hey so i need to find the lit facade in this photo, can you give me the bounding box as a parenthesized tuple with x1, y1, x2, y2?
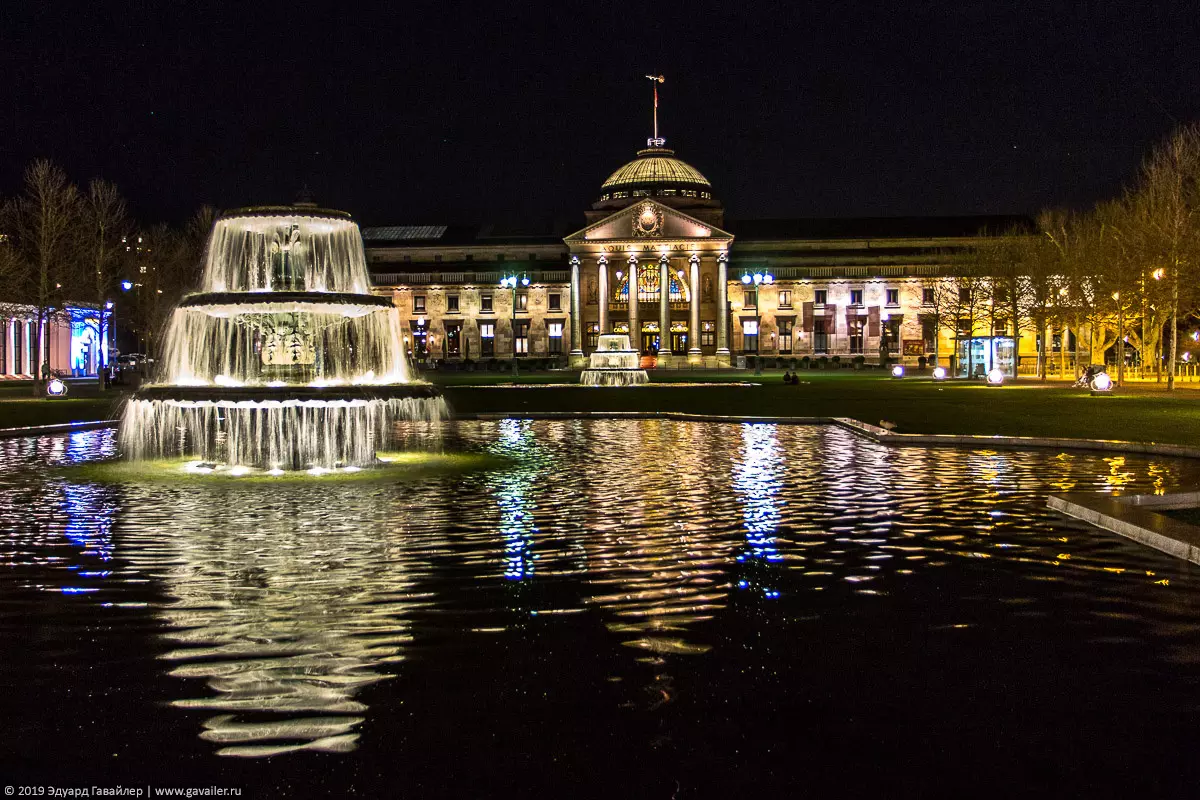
(0, 306, 110, 379)
(365, 142, 1028, 370)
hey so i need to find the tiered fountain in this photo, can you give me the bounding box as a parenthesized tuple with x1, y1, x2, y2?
(579, 334, 649, 386)
(120, 205, 447, 472)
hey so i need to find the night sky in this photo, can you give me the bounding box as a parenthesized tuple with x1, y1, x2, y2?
(3, 1, 1198, 227)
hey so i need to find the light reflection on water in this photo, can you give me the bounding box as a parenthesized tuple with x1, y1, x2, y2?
(2, 420, 1200, 764)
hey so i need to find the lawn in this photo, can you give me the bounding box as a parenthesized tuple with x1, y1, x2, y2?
(3, 371, 1200, 448)
(434, 370, 1200, 447)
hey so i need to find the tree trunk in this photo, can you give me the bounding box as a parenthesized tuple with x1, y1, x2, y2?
(1168, 308, 1179, 392)
(1011, 297, 1020, 379)
(1156, 329, 1163, 383)
(932, 314, 940, 367)
(1063, 325, 1070, 379)
(1117, 304, 1125, 387)
(1080, 316, 1089, 379)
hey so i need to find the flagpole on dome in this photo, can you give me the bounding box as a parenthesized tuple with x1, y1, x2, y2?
(645, 74, 665, 147)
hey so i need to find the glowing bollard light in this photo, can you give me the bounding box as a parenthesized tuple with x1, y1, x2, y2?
(46, 378, 68, 397)
(986, 368, 1005, 386)
(1090, 371, 1114, 396)
(891, 364, 904, 378)
(932, 366, 947, 380)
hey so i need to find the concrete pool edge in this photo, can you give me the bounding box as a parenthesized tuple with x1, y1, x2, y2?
(0, 419, 120, 439)
(1048, 492, 1200, 566)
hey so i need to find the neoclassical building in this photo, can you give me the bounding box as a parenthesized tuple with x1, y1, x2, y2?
(366, 140, 1026, 372)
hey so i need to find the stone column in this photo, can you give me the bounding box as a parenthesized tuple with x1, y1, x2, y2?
(627, 254, 640, 354)
(568, 255, 584, 365)
(716, 251, 730, 358)
(598, 255, 609, 334)
(658, 254, 670, 357)
(688, 253, 702, 361)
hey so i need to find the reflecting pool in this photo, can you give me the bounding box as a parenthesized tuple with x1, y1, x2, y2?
(3, 421, 1200, 796)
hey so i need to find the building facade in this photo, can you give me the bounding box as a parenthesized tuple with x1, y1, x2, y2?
(365, 141, 1028, 371)
(0, 306, 109, 380)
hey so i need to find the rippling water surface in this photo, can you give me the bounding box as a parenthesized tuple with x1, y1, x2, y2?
(3, 421, 1200, 797)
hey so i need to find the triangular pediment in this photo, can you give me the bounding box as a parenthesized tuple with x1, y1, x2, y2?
(565, 200, 733, 245)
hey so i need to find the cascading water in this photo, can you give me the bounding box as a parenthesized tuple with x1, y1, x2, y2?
(579, 334, 649, 386)
(120, 206, 448, 470)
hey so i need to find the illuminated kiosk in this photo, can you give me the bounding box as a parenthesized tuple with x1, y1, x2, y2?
(580, 333, 649, 386)
(120, 206, 447, 470)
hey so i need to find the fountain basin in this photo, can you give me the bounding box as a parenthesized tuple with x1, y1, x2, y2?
(178, 290, 393, 318)
(133, 383, 443, 403)
(580, 369, 650, 387)
(579, 334, 648, 386)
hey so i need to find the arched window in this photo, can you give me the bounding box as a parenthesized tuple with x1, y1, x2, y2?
(616, 268, 688, 303)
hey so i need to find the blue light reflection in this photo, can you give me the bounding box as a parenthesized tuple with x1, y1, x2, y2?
(733, 423, 783, 598)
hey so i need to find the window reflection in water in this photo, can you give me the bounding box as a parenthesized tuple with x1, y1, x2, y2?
(489, 419, 539, 581)
(733, 424, 782, 598)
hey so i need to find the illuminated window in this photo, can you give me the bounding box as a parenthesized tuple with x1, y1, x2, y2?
(779, 319, 794, 353)
(480, 322, 495, 356)
(742, 319, 759, 353)
(701, 320, 715, 347)
(849, 317, 865, 353)
(547, 322, 563, 354)
(413, 295, 426, 313)
(779, 290, 792, 308)
(446, 323, 462, 355)
(447, 294, 459, 312)
(517, 293, 528, 311)
(481, 294, 493, 312)
(850, 289, 863, 306)
(586, 322, 600, 350)
(515, 320, 530, 355)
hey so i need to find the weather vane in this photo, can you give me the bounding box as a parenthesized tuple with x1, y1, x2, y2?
(645, 74, 665, 147)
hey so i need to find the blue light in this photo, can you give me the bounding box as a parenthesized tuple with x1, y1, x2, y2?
(121, 280, 133, 291)
(741, 274, 752, 284)
(520, 276, 530, 286)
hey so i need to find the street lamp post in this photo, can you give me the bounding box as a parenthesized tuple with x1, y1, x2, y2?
(500, 273, 530, 378)
(740, 270, 773, 375)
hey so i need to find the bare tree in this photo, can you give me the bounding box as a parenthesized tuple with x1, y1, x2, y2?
(1133, 123, 1200, 390)
(921, 275, 956, 368)
(81, 178, 129, 390)
(1, 160, 84, 394)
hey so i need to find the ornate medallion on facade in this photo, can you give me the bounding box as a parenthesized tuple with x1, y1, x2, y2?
(634, 202, 663, 237)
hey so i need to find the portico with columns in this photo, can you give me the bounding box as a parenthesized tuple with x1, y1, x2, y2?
(564, 196, 734, 367)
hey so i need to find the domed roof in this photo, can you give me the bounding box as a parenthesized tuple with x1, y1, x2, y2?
(600, 147, 711, 191)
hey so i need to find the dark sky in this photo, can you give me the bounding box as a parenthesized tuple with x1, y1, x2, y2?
(3, 1, 1198, 227)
